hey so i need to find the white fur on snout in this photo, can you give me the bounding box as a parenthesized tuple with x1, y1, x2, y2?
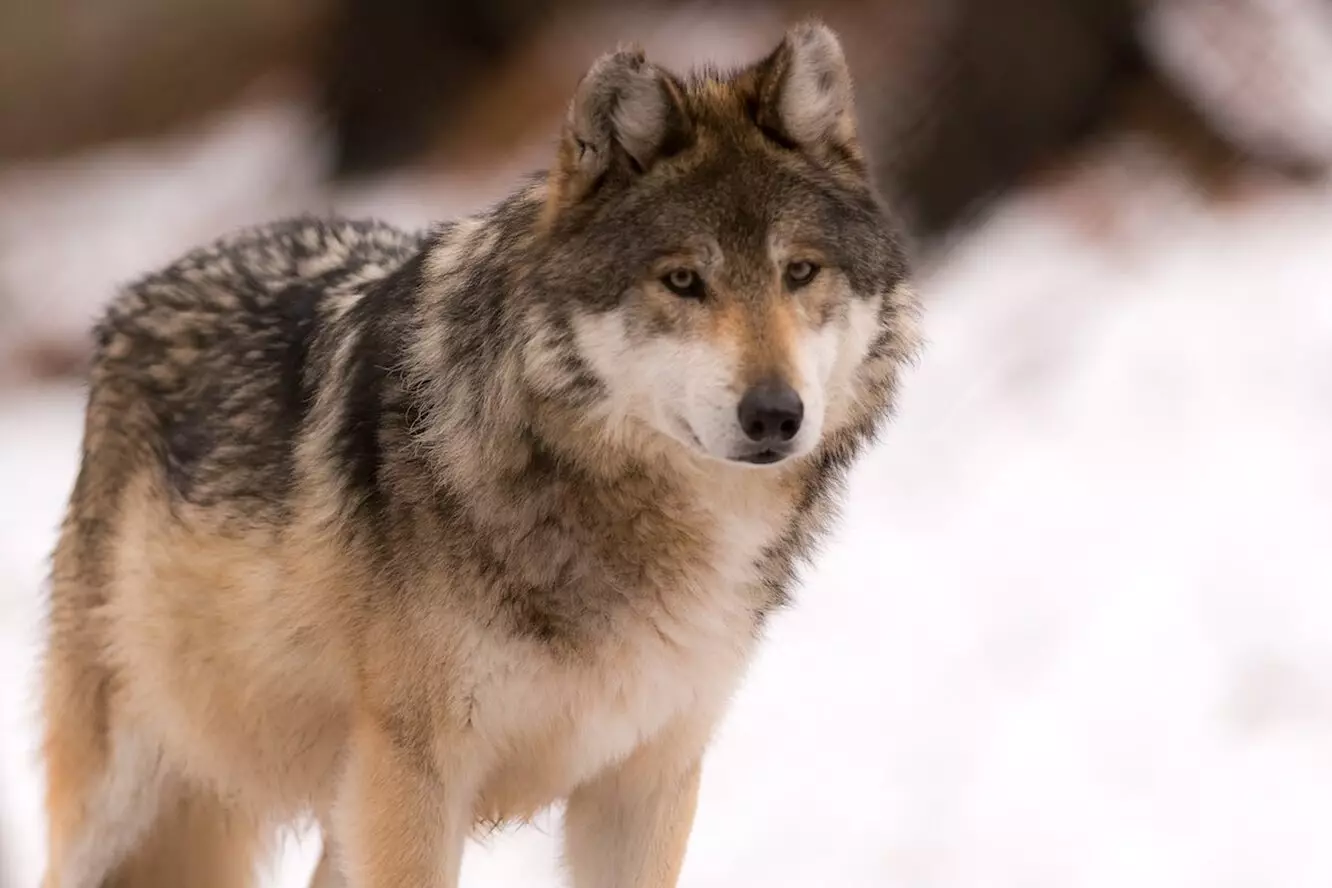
(790, 294, 882, 448)
(572, 310, 740, 460)
(572, 287, 886, 465)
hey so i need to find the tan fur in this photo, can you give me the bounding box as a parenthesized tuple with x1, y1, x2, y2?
(40, 21, 919, 888)
(44, 456, 762, 886)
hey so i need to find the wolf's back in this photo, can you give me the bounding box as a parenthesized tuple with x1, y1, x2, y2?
(75, 217, 422, 517)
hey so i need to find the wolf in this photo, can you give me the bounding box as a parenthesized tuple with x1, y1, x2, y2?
(39, 20, 919, 888)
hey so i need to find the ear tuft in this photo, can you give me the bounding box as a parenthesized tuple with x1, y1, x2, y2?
(553, 46, 692, 207)
(758, 20, 859, 157)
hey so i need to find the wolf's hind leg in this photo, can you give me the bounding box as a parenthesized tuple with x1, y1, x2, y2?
(105, 785, 260, 888)
(309, 847, 346, 888)
(309, 817, 347, 888)
(41, 612, 259, 888)
(41, 679, 166, 888)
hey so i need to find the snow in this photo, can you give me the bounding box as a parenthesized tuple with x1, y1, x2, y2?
(2, 103, 1332, 887)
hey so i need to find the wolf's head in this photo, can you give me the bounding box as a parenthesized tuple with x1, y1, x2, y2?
(525, 21, 912, 468)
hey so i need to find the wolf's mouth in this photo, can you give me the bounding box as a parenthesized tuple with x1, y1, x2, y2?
(736, 449, 788, 465)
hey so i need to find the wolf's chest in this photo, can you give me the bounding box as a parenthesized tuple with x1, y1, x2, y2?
(461, 466, 798, 820)
(682, 465, 800, 593)
(469, 600, 754, 822)
(469, 484, 790, 818)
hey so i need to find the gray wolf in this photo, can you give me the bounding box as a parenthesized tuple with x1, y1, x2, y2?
(40, 21, 919, 888)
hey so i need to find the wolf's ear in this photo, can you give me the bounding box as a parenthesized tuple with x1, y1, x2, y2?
(550, 47, 693, 209)
(754, 21, 860, 162)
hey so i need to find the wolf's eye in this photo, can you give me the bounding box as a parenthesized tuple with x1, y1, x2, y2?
(784, 261, 820, 289)
(662, 268, 704, 299)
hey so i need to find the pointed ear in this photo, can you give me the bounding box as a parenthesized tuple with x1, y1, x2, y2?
(549, 47, 693, 210)
(754, 21, 861, 163)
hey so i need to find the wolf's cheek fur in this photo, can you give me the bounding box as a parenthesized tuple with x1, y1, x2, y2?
(797, 287, 884, 439)
(570, 278, 886, 465)
(571, 307, 740, 459)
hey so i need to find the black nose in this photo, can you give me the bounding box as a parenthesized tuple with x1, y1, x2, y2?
(738, 379, 804, 445)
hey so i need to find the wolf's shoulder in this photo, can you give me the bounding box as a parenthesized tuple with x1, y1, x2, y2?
(83, 216, 431, 509)
(130, 215, 426, 303)
(93, 215, 426, 354)
(187, 215, 427, 279)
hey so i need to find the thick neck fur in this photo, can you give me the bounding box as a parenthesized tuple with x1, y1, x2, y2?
(401, 182, 676, 493)
(302, 179, 914, 648)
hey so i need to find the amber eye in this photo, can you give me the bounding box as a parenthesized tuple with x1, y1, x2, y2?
(662, 268, 705, 299)
(784, 260, 820, 289)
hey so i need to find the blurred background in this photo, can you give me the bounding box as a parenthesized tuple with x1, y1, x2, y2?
(2, 0, 1331, 885)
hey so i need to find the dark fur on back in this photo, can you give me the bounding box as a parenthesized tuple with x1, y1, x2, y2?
(42, 28, 921, 887)
(89, 218, 426, 513)
(79, 48, 916, 647)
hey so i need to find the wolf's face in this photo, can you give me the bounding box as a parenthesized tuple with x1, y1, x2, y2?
(531, 22, 908, 467)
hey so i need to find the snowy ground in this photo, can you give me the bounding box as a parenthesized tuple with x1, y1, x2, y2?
(2, 103, 1332, 887)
